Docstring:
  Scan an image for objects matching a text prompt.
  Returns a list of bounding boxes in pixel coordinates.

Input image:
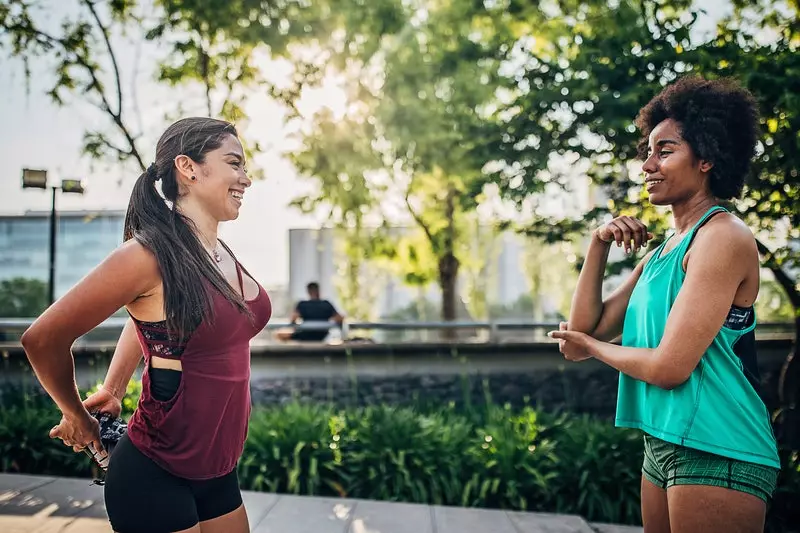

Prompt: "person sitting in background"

[276,282,344,342]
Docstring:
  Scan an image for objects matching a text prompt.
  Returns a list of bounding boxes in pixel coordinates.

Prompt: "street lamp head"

[21,168,48,189]
[61,178,87,194]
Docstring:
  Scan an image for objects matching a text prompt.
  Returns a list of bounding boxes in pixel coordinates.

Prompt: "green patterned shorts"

[642,434,779,503]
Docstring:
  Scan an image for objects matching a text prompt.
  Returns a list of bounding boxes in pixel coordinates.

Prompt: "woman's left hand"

[548,322,595,362]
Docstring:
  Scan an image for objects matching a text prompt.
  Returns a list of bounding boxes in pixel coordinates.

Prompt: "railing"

[0,317,794,348]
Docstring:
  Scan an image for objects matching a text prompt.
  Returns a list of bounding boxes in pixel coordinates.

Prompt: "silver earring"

[190,175,196,181]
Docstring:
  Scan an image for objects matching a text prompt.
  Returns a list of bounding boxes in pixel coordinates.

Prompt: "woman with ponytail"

[21,117,272,533]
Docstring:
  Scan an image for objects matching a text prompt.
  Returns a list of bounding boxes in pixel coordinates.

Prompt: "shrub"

[238,402,340,495]
[462,404,559,511]
[539,414,644,524]
[338,404,475,504]
[0,388,90,477]
[1,384,797,531]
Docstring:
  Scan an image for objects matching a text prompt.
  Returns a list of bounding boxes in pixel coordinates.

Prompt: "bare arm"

[329,301,345,325]
[101,318,143,400]
[21,240,159,420]
[569,217,653,341]
[555,220,755,389]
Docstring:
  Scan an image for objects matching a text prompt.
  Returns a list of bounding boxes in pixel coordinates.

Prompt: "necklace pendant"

[213,249,221,263]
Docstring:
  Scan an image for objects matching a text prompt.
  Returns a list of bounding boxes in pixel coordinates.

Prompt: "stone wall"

[250,367,624,416]
[3,338,791,418]
[247,339,790,417]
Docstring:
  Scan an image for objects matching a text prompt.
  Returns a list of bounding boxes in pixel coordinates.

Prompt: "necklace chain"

[201,236,222,263]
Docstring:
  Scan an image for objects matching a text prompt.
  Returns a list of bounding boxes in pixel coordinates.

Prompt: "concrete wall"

[5,338,788,419]
[244,339,791,417]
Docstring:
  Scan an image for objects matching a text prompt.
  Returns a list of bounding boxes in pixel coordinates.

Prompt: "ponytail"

[123,165,172,241]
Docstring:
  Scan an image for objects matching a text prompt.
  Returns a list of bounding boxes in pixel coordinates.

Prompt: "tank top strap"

[692,204,729,231]
[218,239,245,298]
[678,205,729,256]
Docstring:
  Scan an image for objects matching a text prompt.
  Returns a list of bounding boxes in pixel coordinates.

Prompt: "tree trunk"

[439,186,459,339]
[755,239,800,451]
[439,252,460,339]
[440,253,460,322]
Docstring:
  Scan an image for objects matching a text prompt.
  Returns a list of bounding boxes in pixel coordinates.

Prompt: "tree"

[0,0,326,178]
[287,108,384,319]
[289,0,519,325]
[482,0,799,447]
[1,0,147,172]
[0,278,48,317]
[143,0,327,178]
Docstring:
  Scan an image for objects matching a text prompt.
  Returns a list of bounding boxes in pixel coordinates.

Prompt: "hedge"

[1,383,797,531]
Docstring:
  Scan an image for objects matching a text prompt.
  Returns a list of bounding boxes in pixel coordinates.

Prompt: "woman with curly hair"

[549,76,780,532]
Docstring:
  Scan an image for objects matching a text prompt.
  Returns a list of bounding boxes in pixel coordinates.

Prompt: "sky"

[0,1,731,287]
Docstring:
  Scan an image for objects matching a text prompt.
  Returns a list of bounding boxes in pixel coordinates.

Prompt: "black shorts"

[290,329,328,342]
[104,434,243,533]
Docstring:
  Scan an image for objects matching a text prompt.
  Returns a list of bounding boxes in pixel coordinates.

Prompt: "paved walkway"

[0,473,642,533]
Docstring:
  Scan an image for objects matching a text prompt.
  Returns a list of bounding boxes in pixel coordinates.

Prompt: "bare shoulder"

[686,212,758,273]
[696,212,757,254]
[113,237,160,269]
[103,238,162,285]
[22,238,163,349]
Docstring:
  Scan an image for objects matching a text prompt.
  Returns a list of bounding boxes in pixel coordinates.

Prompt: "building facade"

[0,210,125,299]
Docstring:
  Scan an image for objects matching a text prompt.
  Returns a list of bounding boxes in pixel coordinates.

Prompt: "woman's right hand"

[83,386,122,419]
[594,216,653,254]
[50,408,104,453]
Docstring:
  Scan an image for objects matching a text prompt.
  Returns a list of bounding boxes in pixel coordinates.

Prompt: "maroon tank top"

[126,249,271,480]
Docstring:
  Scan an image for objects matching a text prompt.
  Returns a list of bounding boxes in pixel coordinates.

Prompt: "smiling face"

[640,118,713,206]
[183,134,251,222]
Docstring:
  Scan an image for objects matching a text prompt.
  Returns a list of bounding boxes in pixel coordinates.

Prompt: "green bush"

[0,388,91,477]
[461,404,560,510]
[1,385,798,531]
[769,451,800,533]
[538,413,643,524]
[238,402,341,495]
[339,404,475,505]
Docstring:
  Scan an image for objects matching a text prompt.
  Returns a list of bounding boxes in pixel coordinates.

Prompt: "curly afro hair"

[634,76,760,200]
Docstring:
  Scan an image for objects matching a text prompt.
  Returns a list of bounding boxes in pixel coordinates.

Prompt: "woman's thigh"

[198,504,249,533]
[662,441,776,533]
[104,435,200,533]
[640,435,671,533]
[190,467,247,533]
[641,476,671,533]
[667,484,766,533]
[645,434,777,533]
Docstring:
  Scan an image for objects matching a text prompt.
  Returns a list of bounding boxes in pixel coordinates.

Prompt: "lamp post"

[21,169,87,306]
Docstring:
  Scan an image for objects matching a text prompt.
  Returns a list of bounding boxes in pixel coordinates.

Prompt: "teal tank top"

[616,205,780,469]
